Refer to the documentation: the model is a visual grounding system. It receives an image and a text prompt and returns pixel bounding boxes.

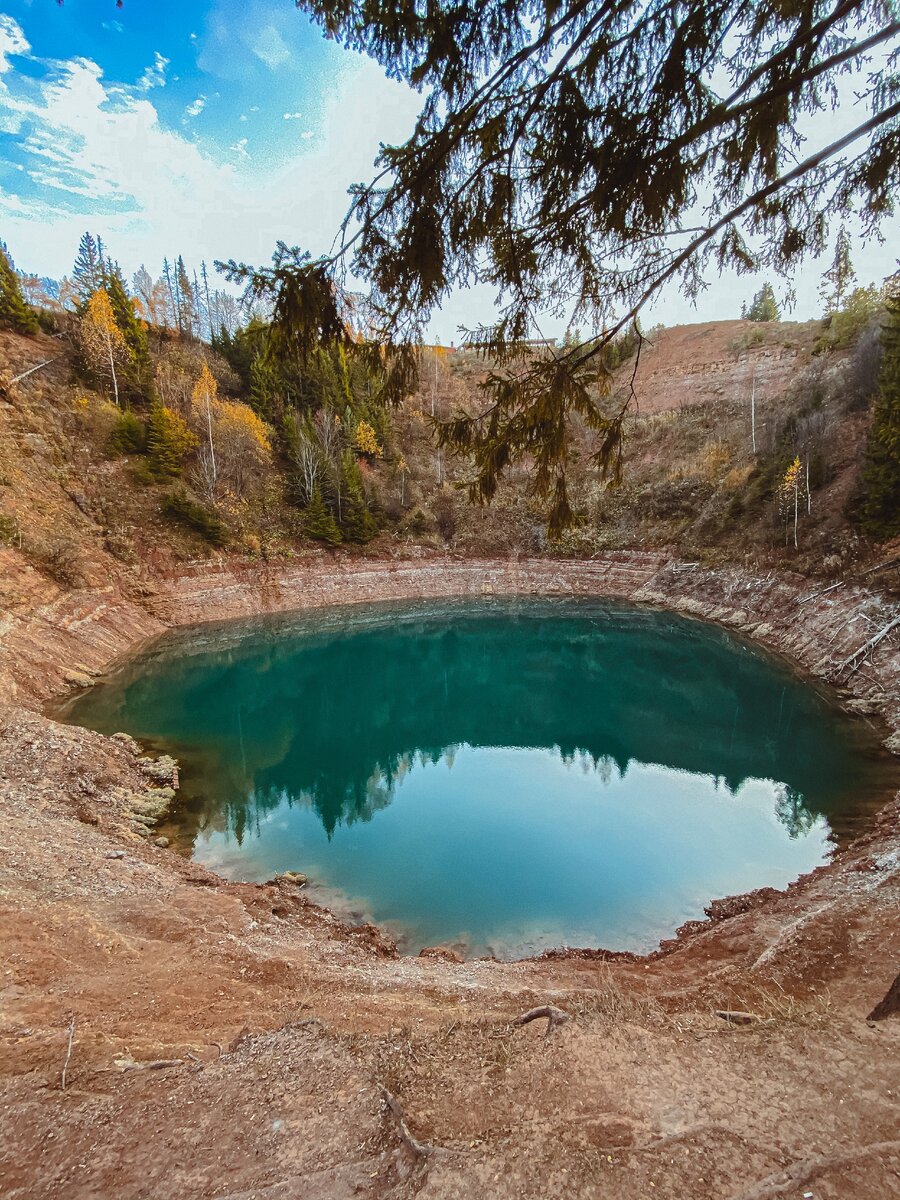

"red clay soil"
[1,551,899,1199]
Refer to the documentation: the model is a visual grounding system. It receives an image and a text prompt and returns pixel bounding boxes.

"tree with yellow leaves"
[354,419,382,458]
[214,400,272,497]
[192,361,219,498]
[396,455,409,505]
[778,456,809,549]
[79,288,130,406]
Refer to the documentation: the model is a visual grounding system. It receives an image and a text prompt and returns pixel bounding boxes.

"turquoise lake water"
[61,598,896,958]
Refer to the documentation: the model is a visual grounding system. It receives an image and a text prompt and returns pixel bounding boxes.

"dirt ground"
[1,638,899,1200]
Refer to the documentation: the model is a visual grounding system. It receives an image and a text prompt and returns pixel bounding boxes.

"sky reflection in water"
[63,598,895,957]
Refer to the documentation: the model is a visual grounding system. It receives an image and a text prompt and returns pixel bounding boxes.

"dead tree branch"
[729,1139,900,1200]
[60,1016,76,1091]
[381,1086,435,1160]
[512,1005,571,1037]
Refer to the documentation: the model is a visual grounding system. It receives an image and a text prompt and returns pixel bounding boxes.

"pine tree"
[0,244,38,335]
[105,265,153,401]
[175,256,196,337]
[146,401,198,477]
[339,453,377,543]
[71,232,104,308]
[79,289,130,405]
[745,282,780,322]
[304,485,342,545]
[856,289,900,538]
[162,258,177,329]
[200,261,214,341]
[819,227,856,316]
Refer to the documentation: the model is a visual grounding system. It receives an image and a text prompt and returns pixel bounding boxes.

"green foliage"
[854,290,900,538]
[72,232,105,309]
[105,265,154,401]
[0,244,38,335]
[239,0,898,530]
[304,484,342,545]
[161,490,228,545]
[108,409,147,456]
[338,453,378,542]
[819,226,856,316]
[742,283,779,323]
[814,285,884,353]
[146,401,198,477]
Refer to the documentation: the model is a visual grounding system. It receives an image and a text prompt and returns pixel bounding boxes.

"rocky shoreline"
[2,552,899,1200]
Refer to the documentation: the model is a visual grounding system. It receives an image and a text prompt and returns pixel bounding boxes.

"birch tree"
[80,288,129,406]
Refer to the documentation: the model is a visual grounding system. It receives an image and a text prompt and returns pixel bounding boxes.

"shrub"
[108,410,147,456]
[146,402,198,477]
[161,490,228,546]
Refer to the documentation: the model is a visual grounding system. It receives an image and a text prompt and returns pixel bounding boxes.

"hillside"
[0,314,896,607]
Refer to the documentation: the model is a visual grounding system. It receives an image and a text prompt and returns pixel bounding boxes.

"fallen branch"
[60,1016,76,1091]
[122,1058,183,1071]
[797,581,843,604]
[715,1009,757,1026]
[729,1139,900,1200]
[10,358,58,386]
[512,1005,571,1037]
[835,615,900,679]
[381,1086,435,1160]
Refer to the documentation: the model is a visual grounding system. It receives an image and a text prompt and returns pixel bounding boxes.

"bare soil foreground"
[1,554,899,1200]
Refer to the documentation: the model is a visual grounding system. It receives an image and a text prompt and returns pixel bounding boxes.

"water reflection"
[60,599,895,955]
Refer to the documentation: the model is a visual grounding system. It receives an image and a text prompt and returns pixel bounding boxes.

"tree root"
[729,1139,900,1200]
[121,1058,184,1071]
[381,1087,435,1160]
[512,1005,571,1037]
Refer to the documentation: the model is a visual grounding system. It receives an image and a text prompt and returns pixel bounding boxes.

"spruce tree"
[71,232,104,308]
[338,453,377,543]
[304,485,342,545]
[745,282,780,322]
[105,265,153,401]
[856,290,900,538]
[175,256,196,337]
[146,400,198,477]
[0,244,38,335]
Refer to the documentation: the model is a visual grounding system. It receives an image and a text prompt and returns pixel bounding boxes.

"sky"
[0,0,897,340]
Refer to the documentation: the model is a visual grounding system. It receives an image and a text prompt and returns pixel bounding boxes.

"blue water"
[60,598,896,958]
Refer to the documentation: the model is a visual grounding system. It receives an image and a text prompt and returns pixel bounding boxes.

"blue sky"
[0,2,897,338]
[0,1,425,305]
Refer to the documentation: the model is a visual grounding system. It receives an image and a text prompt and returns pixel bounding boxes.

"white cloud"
[0,30,424,306]
[136,51,168,92]
[0,14,29,67]
[102,21,124,34]
[249,106,259,112]
[283,111,302,121]
[300,130,314,140]
[239,113,248,122]
[184,95,206,119]
[251,26,290,71]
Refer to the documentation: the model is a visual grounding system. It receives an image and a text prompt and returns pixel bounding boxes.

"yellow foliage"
[723,464,754,490]
[355,419,382,457]
[191,361,218,411]
[697,440,732,481]
[79,289,129,404]
[781,456,802,495]
[215,400,272,454]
